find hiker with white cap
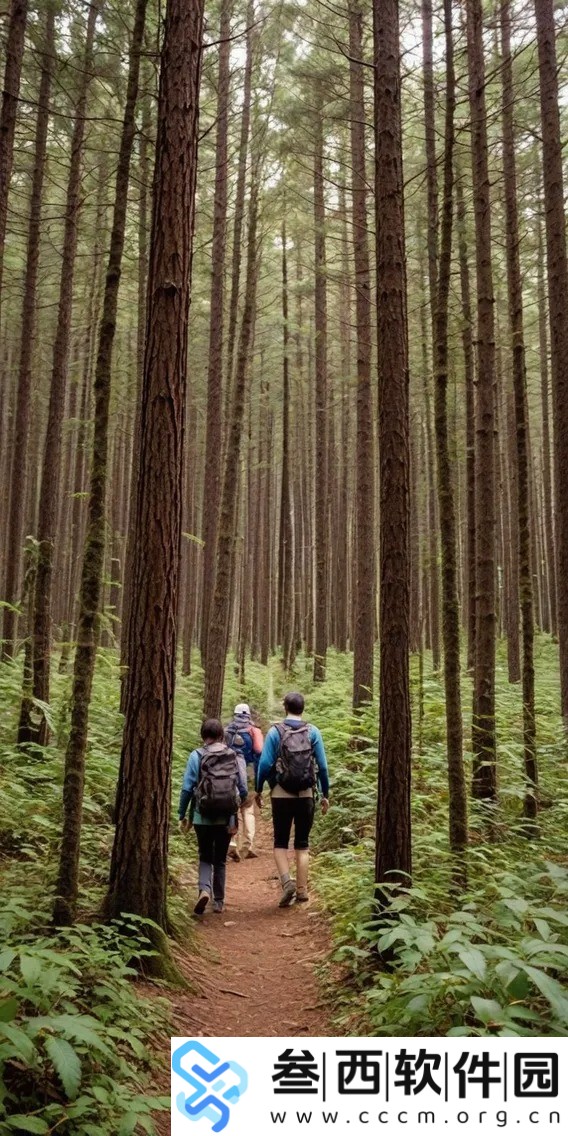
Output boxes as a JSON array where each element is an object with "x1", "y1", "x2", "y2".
[{"x1": 224, "y1": 703, "x2": 264, "y2": 861}]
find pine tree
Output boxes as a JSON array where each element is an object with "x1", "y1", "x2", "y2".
[
  {"x1": 373, "y1": 0, "x2": 412, "y2": 900},
  {"x1": 107, "y1": 0, "x2": 204, "y2": 946}
]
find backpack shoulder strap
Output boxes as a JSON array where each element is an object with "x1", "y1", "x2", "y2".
[{"x1": 274, "y1": 722, "x2": 288, "y2": 746}]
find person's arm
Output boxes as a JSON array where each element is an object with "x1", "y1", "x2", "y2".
[
  {"x1": 178, "y1": 750, "x2": 200, "y2": 820},
  {"x1": 251, "y1": 725, "x2": 264, "y2": 757},
  {"x1": 256, "y1": 726, "x2": 279, "y2": 794},
  {"x1": 310, "y1": 726, "x2": 330, "y2": 799}
]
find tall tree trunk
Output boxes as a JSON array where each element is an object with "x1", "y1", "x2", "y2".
[
  {"x1": 200, "y1": 0, "x2": 232, "y2": 661},
  {"x1": 421, "y1": 281, "x2": 441, "y2": 669},
  {"x1": 2, "y1": 4, "x2": 55, "y2": 659},
  {"x1": 337, "y1": 190, "x2": 351, "y2": 655},
  {"x1": 456, "y1": 172, "x2": 476, "y2": 672},
  {"x1": 53, "y1": 0, "x2": 148, "y2": 926},
  {"x1": 120, "y1": 79, "x2": 154, "y2": 686},
  {"x1": 501, "y1": 0, "x2": 537, "y2": 822},
  {"x1": 433, "y1": 0, "x2": 467, "y2": 856},
  {"x1": 0, "y1": 0, "x2": 28, "y2": 307},
  {"x1": 467, "y1": 0, "x2": 497, "y2": 800},
  {"x1": 422, "y1": 0, "x2": 438, "y2": 307},
  {"x1": 409, "y1": 415, "x2": 422, "y2": 654},
  {"x1": 278, "y1": 216, "x2": 294, "y2": 669},
  {"x1": 17, "y1": 543, "x2": 38, "y2": 746},
  {"x1": 373, "y1": 0, "x2": 412, "y2": 900},
  {"x1": 422, "y1": 0, "x2": 441, "y2": 675},
  {"x1": 65, "y1": 160, "x2": 108, "y2": 638},
  {"x1": 537, "y1": 213, "x2": 556, "y2": 637},
  {"x1": 535, "y1": 0, "x2": 568, "y2": 720},
  {"x1": 504, "y1": 387, "x2": 521, "y2": 680},
  {"x1": 106, "y1": 0, "x2": 204, "y2": 942},
  {"x1": 21, "y1": 2, "x2": 99, "y2": 749},
  {"x1": 203, "y1": 159, "x2": 260, "y2": 718},
  {"x1": 222, "y1": 0, "x2": 254, "y2": 432},
  {"x1": 313, "y1": 87, "x2": 328, "y2": 684},
  {"x1": 349, "y1": 0, "x2": 375, "y2": 709}
]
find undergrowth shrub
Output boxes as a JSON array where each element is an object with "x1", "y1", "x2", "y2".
[
  {"x1": 310, "y1": 638, "x2": 568, "y2": 1036},
  {"x1": 0, "y1": 899, "x2": 169, "y2": 1134}
]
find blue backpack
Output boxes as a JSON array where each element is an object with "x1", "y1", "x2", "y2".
[{"x1": 224, "y1": 721, "x2": 254, "y2": 765}]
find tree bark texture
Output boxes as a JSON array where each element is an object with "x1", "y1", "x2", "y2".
[
  {"x1": 2, "y1": 4, "x2": 55, "y2": 659},
  {"x1": 203, "y1": 158, "x2": 260, "y2": 718},
  {"x1": 467, "y1": 0, "x2": 497, "y2": 799},
  {"x1": 24, "y1": 1, "x2": 99, "y2": 749},
  {"x1": 433, "y1": 0, "x2": 468, "y2": 855},
  {"x1": 537, "y1": 214, "x2": 556, "y2": 637},
  {"x1": 501, "y1": 0, "x2": 537, "y2": 821},
  {"x1": 107, "y1": 0, "x2": 204, "y2": 929},
  {"x1": 313, "y1": 88, "x2": 329, "y2": 684},
  {"x1": 54, "y1": 0, "x2": 148, "y2": 926},
  {"x1": 373, "y1": 0, "x2": 412, "y2": 896},
  {"x1": 349, "y1": 1, "x2": 375, "y2": 709},
  {"x1": 0, "y1": 0, "x2": 28, "y2": 306},
  {"x1": 535, "y1": 0, "x2": 568, "y2": 722},
  {"x1": 278, "y1": 217, "x2": 294, "y2": 670},
  {"x1": 200, "y1": 0, "x2": 232, "y2": 660},
  {"x1": 456, "y1": 173, "x2": 476, "y2": 673}
]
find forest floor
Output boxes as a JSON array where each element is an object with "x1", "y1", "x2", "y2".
[
  {"x1": 152, "y1": 816, "x2": 334, "y2": 1133},
  {"x1": 167, "y1": 664, "x2": 332, "y2": 1034},
  {"x1": 168, "y1": 815, "x2": 333, "y2": 1036}
]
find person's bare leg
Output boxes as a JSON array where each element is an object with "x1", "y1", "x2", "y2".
[
  {"x1": 274, "y1": 847, "x2": 290, "y2": 880},
  {"x1": 295, "y1": 849, "x2": 309, "y2": 900},
  {"x1": 274, "y1": 847, "x2": 296, "y2": 906}
]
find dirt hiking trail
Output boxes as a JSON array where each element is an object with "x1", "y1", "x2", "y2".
[{"x1": 170, "y1": 814, "x2": 334, "y2": 1037}]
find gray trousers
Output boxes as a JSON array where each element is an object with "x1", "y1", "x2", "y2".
[{"x1": 194, "y1": 824, "x2": 231, "y2": 901}]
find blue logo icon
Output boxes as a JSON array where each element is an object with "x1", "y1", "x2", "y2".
[{"x1": 172, "y1": 1039, "x2": 248, "y2": 1132}]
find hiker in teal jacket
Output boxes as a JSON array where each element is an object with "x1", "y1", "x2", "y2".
[
  {"x1": 256, "y1": 692, "x2": 330, "y2": 907},
  {"x1": 179, "y1": 718, "x2": 247, "y2": 915}
]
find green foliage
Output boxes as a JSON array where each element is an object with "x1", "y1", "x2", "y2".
[
  {"x1": 0, "y1": 644, "x2": 277, "y2": 1128},
  {"x1": 2, "y1": 630, "x2": 568, "y2": 1136},
  {"x1": 0, "y1": 899, "x2": 169, "y2": 1133},
  {"x1": 311, "y1": 639, "x2": 568, "y2": 1036},
  {"x1": 0, "y1": 654, "x2": 173, "y2": 1132}
]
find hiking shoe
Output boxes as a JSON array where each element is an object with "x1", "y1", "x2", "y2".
[
  {"x1": 228, "y1": 847, "x2": 241, "y2": 862},
  {"x1": 213, "y1": 900, "x2": 224, "y2": 914},
  {"x1": 296, "y1": 888, "x2": 309, "y2": 902},
  {"x1": 193, "y1": 890, "x2": 210, "y2": 915},
  {"x1": 244, "y1": 849, "x2": 258, "y2": 859},
  {"x1": 278, "y1": 879, "x2": 296, "y2": 907}
]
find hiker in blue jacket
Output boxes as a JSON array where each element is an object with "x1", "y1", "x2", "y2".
[
  {"x1": 256, "y1": 692, "x2": 330, "y2": 907},
  {"x1": 179, "y1": 718, "x2": 247, "y2": 916}
]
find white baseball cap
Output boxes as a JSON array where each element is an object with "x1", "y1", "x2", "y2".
[{"x1": 234, "y1": 702, "x2": 250, "y2": 716}]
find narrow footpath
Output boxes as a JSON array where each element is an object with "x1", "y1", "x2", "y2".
[{"x1": 169, "y1": 815, "x2": 334, "y2": 1037}]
